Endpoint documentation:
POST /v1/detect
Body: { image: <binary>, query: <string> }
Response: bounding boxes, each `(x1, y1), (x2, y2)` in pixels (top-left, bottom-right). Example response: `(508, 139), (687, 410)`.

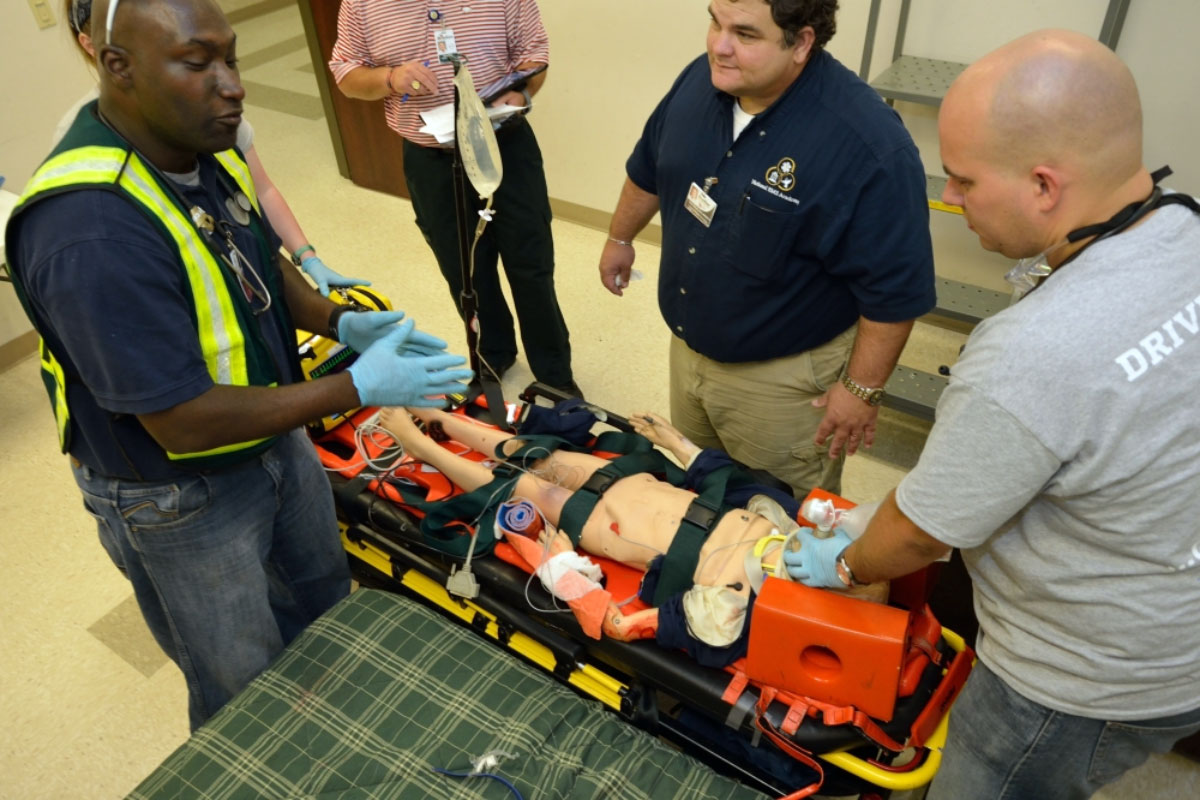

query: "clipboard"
(479, 64), (548, 105)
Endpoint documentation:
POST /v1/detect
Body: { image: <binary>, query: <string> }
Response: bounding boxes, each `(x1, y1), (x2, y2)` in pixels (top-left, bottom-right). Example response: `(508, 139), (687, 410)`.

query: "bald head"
(945, 29), (1143, 189)
(92, 0), (242, 172)
(937, 30), (1152, 259)
(93, 0), (224, 52)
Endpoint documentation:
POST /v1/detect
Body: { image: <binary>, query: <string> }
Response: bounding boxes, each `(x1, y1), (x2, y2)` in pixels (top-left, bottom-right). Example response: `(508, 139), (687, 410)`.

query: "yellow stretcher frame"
(929, 198), (964, 215)
(341, 527), (971, 794)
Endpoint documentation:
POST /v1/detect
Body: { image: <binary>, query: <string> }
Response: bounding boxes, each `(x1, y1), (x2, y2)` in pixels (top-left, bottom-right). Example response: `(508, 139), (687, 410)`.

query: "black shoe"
(544, 380), (584, 400)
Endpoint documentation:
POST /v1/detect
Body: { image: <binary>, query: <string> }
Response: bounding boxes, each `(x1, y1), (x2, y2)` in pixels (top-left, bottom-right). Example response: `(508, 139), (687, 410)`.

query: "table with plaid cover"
(129, 589), (767, 799)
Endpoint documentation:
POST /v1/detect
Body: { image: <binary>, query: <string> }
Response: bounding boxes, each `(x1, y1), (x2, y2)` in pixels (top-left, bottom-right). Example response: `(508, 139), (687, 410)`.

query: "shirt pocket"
(727, 194), (808, 281)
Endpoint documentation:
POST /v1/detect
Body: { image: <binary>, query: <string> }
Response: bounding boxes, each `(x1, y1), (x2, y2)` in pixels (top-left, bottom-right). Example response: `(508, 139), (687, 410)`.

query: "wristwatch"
(841, 374), (885, 406)
(835, 547), (862, 588)
(326, 304), (358, 342)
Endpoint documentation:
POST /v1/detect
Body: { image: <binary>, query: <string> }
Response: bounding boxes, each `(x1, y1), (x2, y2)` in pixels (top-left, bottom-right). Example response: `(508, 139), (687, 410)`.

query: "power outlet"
(28, 0), (57, 30)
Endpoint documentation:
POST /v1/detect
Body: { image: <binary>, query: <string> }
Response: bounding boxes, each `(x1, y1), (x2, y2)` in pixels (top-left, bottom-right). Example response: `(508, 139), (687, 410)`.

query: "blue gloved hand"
(346, 320), (473, 408)
(300, 255), (371, 297)
(338, 310), (450, 359)
(781, 527), (854, 588)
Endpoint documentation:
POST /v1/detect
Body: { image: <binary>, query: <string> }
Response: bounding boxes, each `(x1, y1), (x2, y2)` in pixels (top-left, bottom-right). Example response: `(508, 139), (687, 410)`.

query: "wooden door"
(298, 0), (410, 198)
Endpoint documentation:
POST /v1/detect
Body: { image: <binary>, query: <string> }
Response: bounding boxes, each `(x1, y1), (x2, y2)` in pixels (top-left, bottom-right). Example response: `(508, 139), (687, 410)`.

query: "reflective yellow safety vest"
(5, 103), (291, 469)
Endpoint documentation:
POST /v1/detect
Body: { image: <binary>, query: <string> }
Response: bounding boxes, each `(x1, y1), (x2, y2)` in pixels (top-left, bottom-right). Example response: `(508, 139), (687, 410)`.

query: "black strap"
(556, 463), (625, 546)
(556, 451), (669, 546)
(1066, 166), (1198, 246)
(652, 464), (735, 606)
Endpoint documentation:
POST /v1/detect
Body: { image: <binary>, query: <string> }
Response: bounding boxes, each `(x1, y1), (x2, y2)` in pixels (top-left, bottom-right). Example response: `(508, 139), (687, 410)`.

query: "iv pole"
(447, 54), (511, 430)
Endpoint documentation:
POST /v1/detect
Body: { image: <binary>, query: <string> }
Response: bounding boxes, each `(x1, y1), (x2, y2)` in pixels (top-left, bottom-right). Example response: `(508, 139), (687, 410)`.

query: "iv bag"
(454, 64), (503, 198)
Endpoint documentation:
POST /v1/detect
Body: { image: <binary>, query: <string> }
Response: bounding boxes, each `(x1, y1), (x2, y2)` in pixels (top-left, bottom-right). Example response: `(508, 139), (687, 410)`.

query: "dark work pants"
(402, 119), (573, 386)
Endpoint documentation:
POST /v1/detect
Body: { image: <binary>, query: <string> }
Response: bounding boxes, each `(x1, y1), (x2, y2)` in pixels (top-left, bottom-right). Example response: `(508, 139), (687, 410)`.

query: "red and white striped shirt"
(330, 0), (549, 147)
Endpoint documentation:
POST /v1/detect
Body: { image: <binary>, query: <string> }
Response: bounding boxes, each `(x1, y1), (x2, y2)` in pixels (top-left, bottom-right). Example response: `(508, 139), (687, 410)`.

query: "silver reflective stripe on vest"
(117, 154), (246, 385)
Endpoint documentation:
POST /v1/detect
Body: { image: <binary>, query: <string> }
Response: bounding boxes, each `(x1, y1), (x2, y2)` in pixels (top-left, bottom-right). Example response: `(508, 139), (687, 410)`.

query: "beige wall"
(3, 1), (1198, 353)
(1, 4), (95, 356)
(534, 0), (1200, 214)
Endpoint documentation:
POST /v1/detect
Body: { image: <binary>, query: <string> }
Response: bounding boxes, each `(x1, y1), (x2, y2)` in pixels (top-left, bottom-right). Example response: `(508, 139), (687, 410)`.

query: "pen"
(400, 60), (432, 103)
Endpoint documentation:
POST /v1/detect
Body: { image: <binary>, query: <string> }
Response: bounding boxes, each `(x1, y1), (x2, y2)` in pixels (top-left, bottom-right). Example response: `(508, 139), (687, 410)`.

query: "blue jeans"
(72, 429), (350, 731)
(928, 661), (1200, 800)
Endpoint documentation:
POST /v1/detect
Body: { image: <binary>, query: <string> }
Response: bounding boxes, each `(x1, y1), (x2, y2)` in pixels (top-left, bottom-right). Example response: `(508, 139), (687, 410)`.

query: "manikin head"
(706, 0), (838, 114)
(938, 29), (1149, 264)
(90, 0), (245, 172)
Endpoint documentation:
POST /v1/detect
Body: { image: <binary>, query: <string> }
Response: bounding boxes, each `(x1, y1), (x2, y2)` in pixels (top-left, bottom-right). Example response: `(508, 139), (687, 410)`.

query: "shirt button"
(676, 325), (684, 333)
(687, 246), (696, 254)
(726, 150), (733, 157)
(759, 130), (766, 137)
(680, 287), (687, 295)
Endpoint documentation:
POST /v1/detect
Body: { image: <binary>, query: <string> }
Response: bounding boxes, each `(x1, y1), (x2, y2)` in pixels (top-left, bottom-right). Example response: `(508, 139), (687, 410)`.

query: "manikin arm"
(603, 604), (659, 641)
(629, 410), (702, 468)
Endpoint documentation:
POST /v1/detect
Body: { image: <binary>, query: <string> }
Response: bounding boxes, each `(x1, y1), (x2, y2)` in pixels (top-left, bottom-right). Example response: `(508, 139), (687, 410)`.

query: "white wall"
(0, 5), (95, 350)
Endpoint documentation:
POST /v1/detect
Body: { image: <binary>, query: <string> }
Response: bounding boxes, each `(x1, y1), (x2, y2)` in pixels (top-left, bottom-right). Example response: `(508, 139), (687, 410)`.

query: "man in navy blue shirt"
(6, 0), (471, 731)
(598, 0), (934, 497)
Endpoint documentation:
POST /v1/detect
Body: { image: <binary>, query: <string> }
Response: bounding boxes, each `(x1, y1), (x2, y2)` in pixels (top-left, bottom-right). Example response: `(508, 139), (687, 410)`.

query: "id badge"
(684, 182), (718, 228)
(434, 28), (459, 59)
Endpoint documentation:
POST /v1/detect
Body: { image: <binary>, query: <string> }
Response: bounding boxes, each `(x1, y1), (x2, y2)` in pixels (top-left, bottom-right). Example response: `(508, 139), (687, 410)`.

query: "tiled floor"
(1, 2), (1196, 798)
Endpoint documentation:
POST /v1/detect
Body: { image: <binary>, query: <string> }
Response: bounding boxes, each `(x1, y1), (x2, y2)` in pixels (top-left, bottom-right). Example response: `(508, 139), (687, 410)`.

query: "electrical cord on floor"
(432, 767), (524, 799)
(433, 748), (525, 800)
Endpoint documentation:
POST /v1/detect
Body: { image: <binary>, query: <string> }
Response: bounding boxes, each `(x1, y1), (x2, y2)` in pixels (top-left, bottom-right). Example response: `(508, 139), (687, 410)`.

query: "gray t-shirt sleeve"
(895, 380), (1062, 549)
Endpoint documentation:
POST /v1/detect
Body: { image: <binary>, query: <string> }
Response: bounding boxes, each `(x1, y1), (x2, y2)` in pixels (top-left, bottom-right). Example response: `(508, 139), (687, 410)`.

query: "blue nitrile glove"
(346, 320), (473, 408)
(338, 310), (450, 359)
(782, 527), (854, 588)
(300, 255), (371, 297)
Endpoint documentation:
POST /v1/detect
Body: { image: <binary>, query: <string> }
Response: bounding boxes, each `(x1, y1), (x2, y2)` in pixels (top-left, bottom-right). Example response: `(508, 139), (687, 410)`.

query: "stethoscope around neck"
(1006, 165), (1200, 300)
(1061, 165), (1199, 261)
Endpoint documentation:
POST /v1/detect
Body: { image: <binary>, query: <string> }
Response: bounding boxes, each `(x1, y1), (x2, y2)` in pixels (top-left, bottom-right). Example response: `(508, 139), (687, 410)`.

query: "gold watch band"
(841, 374), (884, 405)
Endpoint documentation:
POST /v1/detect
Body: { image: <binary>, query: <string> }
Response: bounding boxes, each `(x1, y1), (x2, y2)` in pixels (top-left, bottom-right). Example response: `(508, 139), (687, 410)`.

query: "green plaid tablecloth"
(129, 589), (767, 799)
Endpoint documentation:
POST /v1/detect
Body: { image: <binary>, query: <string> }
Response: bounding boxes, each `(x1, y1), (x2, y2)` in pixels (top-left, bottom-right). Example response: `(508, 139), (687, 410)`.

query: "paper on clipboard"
(418, 103), (523, 145)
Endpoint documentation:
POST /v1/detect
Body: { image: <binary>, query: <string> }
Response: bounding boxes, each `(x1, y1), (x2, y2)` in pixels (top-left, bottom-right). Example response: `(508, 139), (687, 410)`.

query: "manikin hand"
(782, 527), (853, 588)
(629, 410), (701, 467)
(599, 239), (635, 296)
(813, 381), (879, 458)
(299, 255), (371, 297)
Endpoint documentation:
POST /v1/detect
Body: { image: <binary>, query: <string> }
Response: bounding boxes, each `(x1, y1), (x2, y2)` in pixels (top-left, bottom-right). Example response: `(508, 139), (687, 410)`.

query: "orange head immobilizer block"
(746, 576), (912, 722)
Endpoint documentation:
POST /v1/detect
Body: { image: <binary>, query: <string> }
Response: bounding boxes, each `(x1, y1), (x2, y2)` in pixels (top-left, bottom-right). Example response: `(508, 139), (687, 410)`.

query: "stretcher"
(316, 387), (974, 800)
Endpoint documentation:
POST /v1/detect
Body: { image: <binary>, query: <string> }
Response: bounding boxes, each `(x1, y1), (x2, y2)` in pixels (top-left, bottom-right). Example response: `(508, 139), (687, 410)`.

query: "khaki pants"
(668, 327), (855, 497)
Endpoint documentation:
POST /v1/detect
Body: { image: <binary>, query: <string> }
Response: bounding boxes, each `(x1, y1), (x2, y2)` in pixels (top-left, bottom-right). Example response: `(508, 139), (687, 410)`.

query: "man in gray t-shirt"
(781, 29), (1200, 800)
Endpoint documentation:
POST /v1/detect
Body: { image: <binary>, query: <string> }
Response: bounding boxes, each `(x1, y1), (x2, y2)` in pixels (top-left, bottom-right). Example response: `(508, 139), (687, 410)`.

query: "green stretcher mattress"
(127, 588), (767, 800)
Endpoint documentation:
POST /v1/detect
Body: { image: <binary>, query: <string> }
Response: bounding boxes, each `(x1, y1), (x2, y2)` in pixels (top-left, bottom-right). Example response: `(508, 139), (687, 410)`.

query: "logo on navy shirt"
(765, 157), (797, 192)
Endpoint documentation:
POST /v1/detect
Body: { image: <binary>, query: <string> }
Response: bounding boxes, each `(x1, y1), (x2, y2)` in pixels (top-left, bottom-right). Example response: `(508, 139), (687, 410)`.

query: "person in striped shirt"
(331, 0), (580, 398)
